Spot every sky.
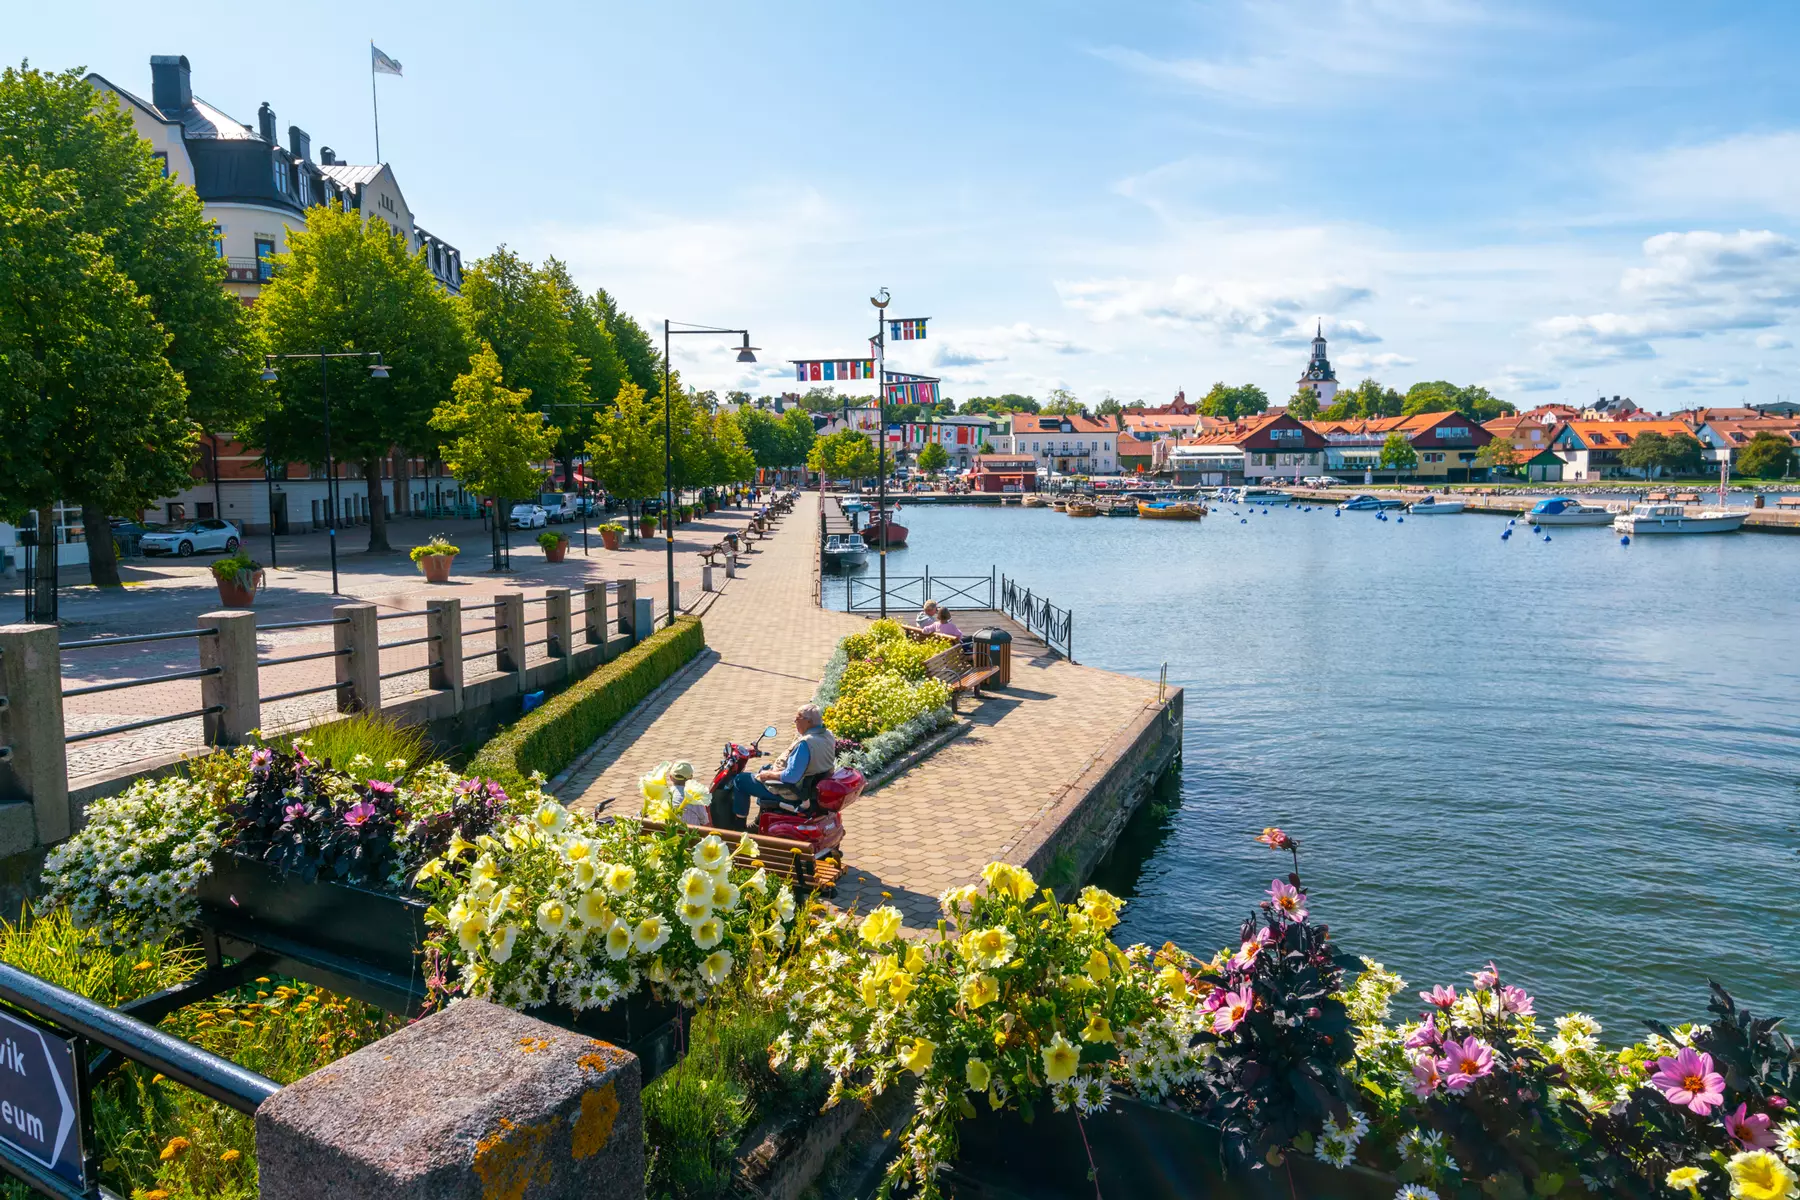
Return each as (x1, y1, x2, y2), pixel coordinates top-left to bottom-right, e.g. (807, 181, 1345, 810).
(16, 0, 1800, 411)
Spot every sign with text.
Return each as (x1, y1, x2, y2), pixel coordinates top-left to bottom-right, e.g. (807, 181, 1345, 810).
(0, 1008, 84, 1188)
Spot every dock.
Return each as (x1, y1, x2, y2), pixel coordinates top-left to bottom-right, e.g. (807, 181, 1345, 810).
(1288, 487, 1800, 532)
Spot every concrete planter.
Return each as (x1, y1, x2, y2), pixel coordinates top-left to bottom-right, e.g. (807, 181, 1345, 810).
(418, 553, 455, 583)
(600, 529, 621, 551)
(543, 538, 569, 564)
(213, 570, 263, 608)
(639, 517, 658, 538)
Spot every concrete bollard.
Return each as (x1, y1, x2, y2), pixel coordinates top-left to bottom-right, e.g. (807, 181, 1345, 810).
(0, 624, 70, 845)
(546, 588, 572, 663)
(427, 598, 463, 709)
(256, 998, 644, 1200)
(725, 552, 737, 579)
(633, 598, 653, 643)
(702, 565, 715, 593)
(197, 611, 259, 746)
(495, 592, 526, 676)
(333, 604, 382, 715)
(615, 580, 638, 642)
(584, 583, 607, 648)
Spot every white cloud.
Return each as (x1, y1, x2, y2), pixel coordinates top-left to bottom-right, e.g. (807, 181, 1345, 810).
(1339, 351, 1417, 371)
(1490, 366, 1563, 394)
(1057, 275, 1375, 344)
(1756, 332, 1793, 350)
(1656, 367, 1750, 390)
(1632, 132, 1800, 220)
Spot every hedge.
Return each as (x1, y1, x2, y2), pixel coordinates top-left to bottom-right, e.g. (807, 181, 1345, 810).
(469, 616, 706, 792)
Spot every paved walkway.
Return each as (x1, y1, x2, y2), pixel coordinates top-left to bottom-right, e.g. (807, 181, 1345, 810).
(560, 493, 1164, 931)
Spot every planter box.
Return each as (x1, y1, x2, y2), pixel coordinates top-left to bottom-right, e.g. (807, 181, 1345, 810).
(418, 553, 456, 583)
(600, 530, 621, 551)
(214, 570, 263, 608)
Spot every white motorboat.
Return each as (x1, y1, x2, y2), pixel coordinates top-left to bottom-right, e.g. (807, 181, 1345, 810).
(1612, 503, 1746, 535)
(1407, 495, 1465, 514)
(1526, 497, 1616, 526)
(1239, 487, 1294, 506)
(823, 533, 869, 564)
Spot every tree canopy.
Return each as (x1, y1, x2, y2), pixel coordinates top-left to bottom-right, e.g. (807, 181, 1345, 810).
(917, 442, 950, 473)
(429, 342, 557, 505)
(809, 429, 878, 483)
(1287, 388, 1322, 419)
(1475, 439, 1520, 472)
(960, 394, 1039, 414)
(1735, 432, 1794, 479)
(1322, 378, 1404, 421)
(585, 380, 665, 506)
(1200, 382, 1270, 421)
(1379, 432, 1417, 472)
(1041, 388, 1086, 416)
(1403, 381, 1509, 422)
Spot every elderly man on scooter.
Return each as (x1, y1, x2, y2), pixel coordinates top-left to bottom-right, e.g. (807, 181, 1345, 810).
(731, 703, 836, 820)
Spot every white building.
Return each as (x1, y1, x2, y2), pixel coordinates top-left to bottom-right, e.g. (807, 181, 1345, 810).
(1296, 323, 1339, 406)
(985, 414, 1120, 475)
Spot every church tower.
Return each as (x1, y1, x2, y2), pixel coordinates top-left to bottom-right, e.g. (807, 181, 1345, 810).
(1297, 322, 1339, 405)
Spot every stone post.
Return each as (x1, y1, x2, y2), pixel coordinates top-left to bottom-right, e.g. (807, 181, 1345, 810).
(256, 999, 644, 1200)
(634, 597, 654, 643)
(426, 598, 463, 710)
(546, 587, 572, 664)
(702, 565, 715, 593)
(0, 624, 69, 844)
(615, 580, 638, 642)
(197, 610, 259, 746)
(333, 603, 381, 714)
(495, 592, 526, 675)
(584, 583, 608, 649)
(725, 551, 737, 579)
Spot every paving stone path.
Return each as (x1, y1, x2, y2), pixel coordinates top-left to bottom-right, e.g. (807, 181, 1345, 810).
(561, 493, 1163, 932)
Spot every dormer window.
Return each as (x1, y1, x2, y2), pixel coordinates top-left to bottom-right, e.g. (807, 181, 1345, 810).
(272, 152, 287, 195)
(298, 172, 311, 205)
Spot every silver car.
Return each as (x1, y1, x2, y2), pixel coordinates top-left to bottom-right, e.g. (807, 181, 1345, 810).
(509, 504, 548, 530)
(139, 519, 241, 557)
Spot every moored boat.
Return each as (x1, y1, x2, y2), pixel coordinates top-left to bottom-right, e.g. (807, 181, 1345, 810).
(1239, 487, 1295, 506)
(1525, 497, 1615, 526)
(1052, 499, 1067, 512)
(1103, 499, 1138, 517)
(1021, 494, 1048, 508)
(823, 533, 869, 565)
(1340, 493, 1405, 511)
(1612, 503, 1746, 535)
(1407, 495, 1466, 515)
(1137, 501, 1205, 521)
(1067, 501, 1100, 518)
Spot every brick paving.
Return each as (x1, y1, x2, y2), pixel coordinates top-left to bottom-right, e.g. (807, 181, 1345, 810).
(560, 493, 1163, 932)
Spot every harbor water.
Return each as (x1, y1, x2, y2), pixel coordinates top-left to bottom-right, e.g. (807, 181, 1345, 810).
(827, 498, 1800, 1030)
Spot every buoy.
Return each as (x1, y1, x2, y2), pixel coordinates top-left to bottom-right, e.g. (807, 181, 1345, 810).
(1396, 516, 1405, 524)
(1240, 518, 1247, 524)
(1543, 535, 1552, 542)
(1619, 535, 1630, 546)
(1501, 530, 1511, 540)
(1508, 519, 1516, 526)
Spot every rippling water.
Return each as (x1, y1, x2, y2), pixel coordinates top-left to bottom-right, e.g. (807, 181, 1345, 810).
(829, 499, 1800, 1031)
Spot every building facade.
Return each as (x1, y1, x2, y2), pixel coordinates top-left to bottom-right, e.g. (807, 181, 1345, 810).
(985, 414, 1121, 475)
(1175, 413, 1326, 485)
(1296, 324, 1339, 406)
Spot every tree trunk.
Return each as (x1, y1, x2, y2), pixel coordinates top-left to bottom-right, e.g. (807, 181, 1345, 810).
(364, 459, 392, 552)
(32, 505, 58, 619)
(82, 501, 123, 589)
(559, 454, 576, 495)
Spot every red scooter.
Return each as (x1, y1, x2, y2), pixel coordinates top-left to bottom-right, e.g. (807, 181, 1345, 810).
(706, 724, 864, 856)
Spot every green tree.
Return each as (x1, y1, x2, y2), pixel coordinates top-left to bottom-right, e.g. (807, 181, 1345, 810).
(0, 63, 262, 589)
(917, 442, 950, 474)
(257, 203, 471, 552)
(1619, 430, 1670, 479)
(585, 380, 665, 537)
(809, 429, 877, 486)
(1403, 381, 1509, 421)
(1094, 395, 1123, 418)
(706, 409, 757, 488)
(737, 406, 786, 471)
(779, 407, 817, 470)
(1287, 388, 1322, 419)
(1323, 377, 1404, 421)
(1475, 439, 1520, 475)
(429, 344, 557, 530)
(1042, 388, 1085, 416)
(1735, 431, 1795, 478)
(1663, 431, 1705, 476)
(1200, 382, 1270, 421)
(592, 289, 663, 395)
(961, 393, 1039, 414)
(1379, 432, 1417, 475)
(542, 258, 627, 472)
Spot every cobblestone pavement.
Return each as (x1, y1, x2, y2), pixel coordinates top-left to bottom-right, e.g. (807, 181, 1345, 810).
(560, 493, 1162, 933)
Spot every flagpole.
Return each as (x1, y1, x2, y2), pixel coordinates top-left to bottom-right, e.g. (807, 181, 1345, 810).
(370, 41, 381, 163)
(873, 291, 889, 619)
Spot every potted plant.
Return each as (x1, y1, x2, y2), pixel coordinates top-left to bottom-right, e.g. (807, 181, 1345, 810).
(598, 522, 625, 551)
(410, 535, 460, 583)
(210, 551, 264, 607)
(537, 530, 569, 563)
(639, 513, 658, 538)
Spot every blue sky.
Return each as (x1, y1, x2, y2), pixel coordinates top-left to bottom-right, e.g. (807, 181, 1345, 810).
(19, 1, 1800, 410)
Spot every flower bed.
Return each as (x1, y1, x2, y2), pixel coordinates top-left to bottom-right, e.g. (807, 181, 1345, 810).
(815, 619, 955, 775)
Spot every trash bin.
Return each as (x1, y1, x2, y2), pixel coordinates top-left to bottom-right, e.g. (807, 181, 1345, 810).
(972, 627, 1013, 688)
(1754, 493, 1765, 509)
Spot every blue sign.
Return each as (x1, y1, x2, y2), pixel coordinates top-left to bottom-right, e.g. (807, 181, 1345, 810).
(0, 1008, 84, 1187)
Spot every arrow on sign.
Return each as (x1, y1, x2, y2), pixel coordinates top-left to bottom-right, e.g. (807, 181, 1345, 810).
(0, 1008, 84, 1187)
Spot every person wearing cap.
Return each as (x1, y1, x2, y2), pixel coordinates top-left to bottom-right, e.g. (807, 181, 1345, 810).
(915, 600, 939, 628)
(731, 703, 835, 818)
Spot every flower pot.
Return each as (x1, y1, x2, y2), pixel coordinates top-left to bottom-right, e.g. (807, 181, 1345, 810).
(706, 500, 718, 513)
(544, 538, 568, 563)
(419, 553, 455, 583)
(600, 530, 621, 551)
(639, 518, 658, 538)
(214, 570, 262, 608)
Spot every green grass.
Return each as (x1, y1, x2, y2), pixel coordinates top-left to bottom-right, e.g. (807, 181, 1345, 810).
(271, 712, 432, 776)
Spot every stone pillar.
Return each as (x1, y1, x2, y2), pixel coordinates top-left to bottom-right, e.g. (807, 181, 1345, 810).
(0, 624, 69, 844)
(333, 604, 381, 714)
(615, 580, 637, 642)
(584, 583, 608, 648)
(197, 610, 259, 746)
(256, 999, 643, 1200)
(634, 597, 653, 643)
(702, 565, 715, 593)
(725, 552, 737, 579)
(495, 592, 526, 675)
(546, 588, 572, 662)
(426, 598, 463, 710)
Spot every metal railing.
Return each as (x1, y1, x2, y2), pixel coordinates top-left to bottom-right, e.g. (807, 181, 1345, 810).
(59, 628, 225, 745)
(1000, 574, 1074, 661)
(845, 568, 995, 615)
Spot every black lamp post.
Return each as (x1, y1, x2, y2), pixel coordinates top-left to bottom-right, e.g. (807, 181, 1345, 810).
(661, 322, 757, 629)
(261, 351, 390, 597)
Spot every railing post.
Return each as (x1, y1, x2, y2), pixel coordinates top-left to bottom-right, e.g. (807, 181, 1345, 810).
(584, 583, 607, 647)
(616, 579, 638, 642)
(495, 592, 526, 675)
(0, 624, 70, 845)
(546, 587, 572, 661)
(923, 566, 931, 603)
(333, 604, 382, 714)
(427, 598, 463, 710)
(197, 611, 259, 746)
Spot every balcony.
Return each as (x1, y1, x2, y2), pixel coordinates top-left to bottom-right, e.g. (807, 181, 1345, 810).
(222, 256, 272, 285)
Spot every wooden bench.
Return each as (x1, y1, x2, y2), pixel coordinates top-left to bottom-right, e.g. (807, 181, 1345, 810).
(698, 542, 728, 567)
(1673, 492, 1701, 503)
(1646, 491, 1669, 501)
(925, 642, 999, 712)
(637, 818, 843, 895)
(1776, 497, 1800, 508)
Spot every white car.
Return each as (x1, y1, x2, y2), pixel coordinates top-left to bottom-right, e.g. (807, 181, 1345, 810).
(1303, 475, 1345, 487)
(139, 519, 241, 557)
(509, 504, 548, 530)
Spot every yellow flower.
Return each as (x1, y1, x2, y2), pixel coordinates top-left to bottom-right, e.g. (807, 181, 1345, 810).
(641, 771, 670, 803)
(220, 1149, 241, 1164)
(678, 898, 712, 927)
(159, 1136, 190, 1161)
(965, 1058, 991, 1092)
(1666, 1166, 1705, 1190)
(680, 867, 714, 903)
(981, 861, 1035, 902)
(1727, 1151, 1796, 1200)
(889, 973, 917, 1004)
(962, 926, 1017, 969)
(457, 916, 487, 956)
(710, 879, 741, 912)
(692, 917, 724, 950)
(532, 800, 569, 834)
(960, 973, 1000, 1009)
(693, 834, 731, 874)
(860, 905, 904, 946)
(447, 831, 476, 861)
(1042, 1032, 1080, 1084)
(535, 898, 570, 937)
(860, 974, 885, 1008)
(701, 948, 733, 985)
(577, 891, 612, 927)
(1157, 962, 1190, 1000)
(1084, 949, 1112, 983)
(603, 863, 638, 896)
(904, 945, 927, 974)
(1086, 901, 1119, 930)
(899, 1037, 935, 1075)
(472, 853, 500, 882)
(604, 920, 633, 960)
(490, 923, 520, 964)
(1081, 1013, 1115, 1044)
(414, 858, 445, 883)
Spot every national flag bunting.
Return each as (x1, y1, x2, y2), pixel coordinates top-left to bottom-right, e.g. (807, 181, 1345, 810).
(792, 359, 875, 382)
(888, 318, 928, 341)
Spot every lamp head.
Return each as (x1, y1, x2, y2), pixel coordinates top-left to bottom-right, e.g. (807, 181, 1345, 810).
(368, 360, 390, 380)
(736, 333, 758, 364)
(260, 365, 279, 383)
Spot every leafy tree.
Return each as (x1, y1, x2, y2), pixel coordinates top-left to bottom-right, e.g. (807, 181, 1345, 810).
(1619, 430, 1670, 479)
(779, 407, 816, 469)
(1379, 432, 1417, 474)
(1403, 380, 1509, 421)
(1322, 377, 1403, 421)
(737, 406, 786, 471)
(257, 203, 471, 552)
(585, 380, 664, 536)
(1735, 432, 1795, 479)
(541, 258, 626, 480)
(1476, 439, 1520, 475)
(1663, 431, 1706, 476)
(1287, 388, 1321, 420)
(1201, 382, 1270, 421)
(592, 288, 663, 395)
(916, 442, 950, 474)
(429, 344, 557, 530)
(1094, 394, 1123, 418)
(1042, 388, 1085, 416)
(705, 409, 757, 488)
(809, 429, 877, 485)
(0, 63, 262, 589)
(961, 393, 1039, 414)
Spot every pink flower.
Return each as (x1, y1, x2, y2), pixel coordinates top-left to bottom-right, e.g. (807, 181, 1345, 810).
(1255, 826, 1294, 851)
(1470, 962, 1500, 990)
(1442, 1036, 1495, 1092)
(1211, 986, 1255, 1035)
(1410, 1051, 1445, 1098)
(250, 748, 273, 770)
(1722, 1103, 1776, 1150)
(1649, 1047, 1726, 1116)
(343, 801, 379, 828)
(1199, 988, 1225, 1014)
(282, 803, 307, 824)
(1267, 878, 1308, 922)
(1230, 939, 1261, 972)
(1405, 1013, 1442, 1051)
(1499, 985, 1534, 1016)
(1420, 985, 1458, 1009)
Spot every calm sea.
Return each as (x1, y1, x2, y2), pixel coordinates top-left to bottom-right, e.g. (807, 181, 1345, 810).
(826, 499, 1800, 1032)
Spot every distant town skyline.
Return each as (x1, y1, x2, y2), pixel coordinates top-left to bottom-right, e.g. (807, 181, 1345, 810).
(19, 1, 1800, 408)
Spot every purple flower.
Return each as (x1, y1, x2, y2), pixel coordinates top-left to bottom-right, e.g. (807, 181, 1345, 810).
(1410, 1051, 1445, 1098)
(1722, 1103, 1776, 1150)
(1420, 985, 1458, 1010)
(343, 801, 380, 828)
(455, 778, 481, 794)
(250, 748, 273, 770)
(1470, 961, 1500, 990)
(484, 781, 509, 801)
(1405, 1013, 1442, 1051)
(1499, 985, 1534, 1016)
(282, 802, 308, 824)
(1267, 878, 1308, 923)
(1442, 1036, 1495, 1092)
(365, 779, 396, 798)
(1649, 1047, 1726, 1116)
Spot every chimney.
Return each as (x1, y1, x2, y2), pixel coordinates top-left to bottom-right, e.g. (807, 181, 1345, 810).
(149, 55, 191, 112)
(288, 125, 311, 163)
(256, 102, 277, 144)
(319, 146, 336, 166)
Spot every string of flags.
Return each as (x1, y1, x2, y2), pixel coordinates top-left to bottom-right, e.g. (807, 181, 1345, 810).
(885, 371, 940, 406)
(791, 359, 876, 382)
(888, 318, 928, 341)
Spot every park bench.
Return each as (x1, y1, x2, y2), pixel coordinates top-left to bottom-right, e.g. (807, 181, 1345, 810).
(698, 542, 729, 568)
(1776, 497, 1800, 508)
(925, 641, 999, 712)
(1673, 492, 1701, 503)
(637, 818, 843, 895)
(1646, 491, 1669, 501)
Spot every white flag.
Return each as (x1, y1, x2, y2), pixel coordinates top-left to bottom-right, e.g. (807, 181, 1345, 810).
(371, 45, 403, 76)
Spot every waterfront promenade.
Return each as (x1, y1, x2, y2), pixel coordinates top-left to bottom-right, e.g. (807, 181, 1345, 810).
(557, 492, 1174, 930)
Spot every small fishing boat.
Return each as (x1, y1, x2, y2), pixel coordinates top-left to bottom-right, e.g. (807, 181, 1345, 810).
(1103, 499, 1138, 517)
(1021, 494, 1048, 508)
(863, 514, 909, 546)
(823, 533, 869, 565)
(1051, 499, 1067, 512)
(1340, 494, 1405, 511)
(1407, 495, 1466, 515)
(1613, 503, 1746, 535)
(1137, 501, 1205, 521)
(1239, 487, 1295, 506)
(1067, 500, 1101, 518)
(1525, 497, 1615, 526)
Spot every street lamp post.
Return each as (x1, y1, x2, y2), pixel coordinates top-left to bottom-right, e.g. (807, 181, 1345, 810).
(261, 350, 390, 597)
(871, 289, 890, 618)
(662, 322, 758, 629)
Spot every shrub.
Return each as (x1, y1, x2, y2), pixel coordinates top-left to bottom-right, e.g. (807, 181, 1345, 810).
(272, 712, 430, 778)
(536, 530, 566, 551)
(409, 534, 460, 563)
(824, 672, 951, 741)
(209, 551, 260, 585)
(599, 522, 626, 535)
(468, 617, 705, 792)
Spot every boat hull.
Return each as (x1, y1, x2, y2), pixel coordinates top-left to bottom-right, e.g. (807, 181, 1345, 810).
(1407, 501, 1465, 514)
(1613, 511, 1746, 534)
(1137, 502, 1203, 520)
(1526, 511, 1614, 526)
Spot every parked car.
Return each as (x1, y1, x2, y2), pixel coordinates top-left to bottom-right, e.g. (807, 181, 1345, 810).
(139, 519, 241, 557)
(538, 492, 577, 524)
(1303, 475, 1345, 487)
(509, 504, 548, 530)
(108, 519, 155, 557)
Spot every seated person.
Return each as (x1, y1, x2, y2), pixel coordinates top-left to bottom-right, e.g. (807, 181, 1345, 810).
(730, 703, 836, 820)
(915, 600, 940, 628)
(931, 607, 965, 639)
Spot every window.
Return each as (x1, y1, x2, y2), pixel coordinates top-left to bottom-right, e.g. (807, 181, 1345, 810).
(210, 223, 224, 258)
(196, 503, 215, 520)
(152, 151, 169, 177)
(380, 193, 396, 214)
(255, 236, 276, 282)
(298, 172, 311, 206)
(272, 152, 288, 195)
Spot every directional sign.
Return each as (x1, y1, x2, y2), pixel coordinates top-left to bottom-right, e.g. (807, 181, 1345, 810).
(0, 1008, 84, 1188)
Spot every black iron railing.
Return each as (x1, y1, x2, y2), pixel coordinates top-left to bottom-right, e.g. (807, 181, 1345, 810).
(1000, 574, 1074, 661)
(845, 569, 995, 614)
